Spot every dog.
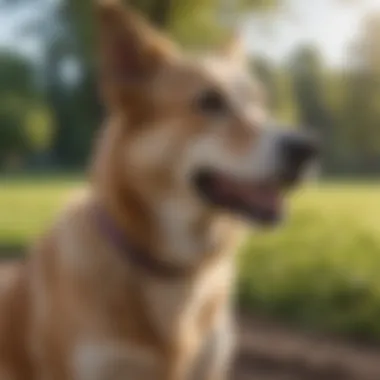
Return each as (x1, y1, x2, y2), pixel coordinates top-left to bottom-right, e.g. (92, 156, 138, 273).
(0, 1, 318, 379)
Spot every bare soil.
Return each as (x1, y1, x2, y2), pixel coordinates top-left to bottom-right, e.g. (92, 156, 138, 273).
(234, 314, 380, 380)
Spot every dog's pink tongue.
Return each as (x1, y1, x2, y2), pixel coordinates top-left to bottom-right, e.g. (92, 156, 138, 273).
(247, 186, 282, 209)
(216, 176, 282, 210)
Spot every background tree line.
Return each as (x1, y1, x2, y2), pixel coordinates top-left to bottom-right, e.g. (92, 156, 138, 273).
(0, 0, 379, 176)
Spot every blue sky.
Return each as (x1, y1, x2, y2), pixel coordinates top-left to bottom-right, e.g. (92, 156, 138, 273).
(0, 0, 379, 67)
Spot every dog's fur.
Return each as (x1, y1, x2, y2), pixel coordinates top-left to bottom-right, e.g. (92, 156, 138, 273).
(0, 2, 314, 379)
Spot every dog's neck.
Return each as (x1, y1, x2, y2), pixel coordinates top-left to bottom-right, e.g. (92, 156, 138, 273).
(152, 195, 228, 266)
(91, 121, 232, 272)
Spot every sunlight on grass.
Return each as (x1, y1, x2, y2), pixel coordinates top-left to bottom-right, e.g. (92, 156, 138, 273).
(0, 177, 82, 246)
(239, 182, 380, 341)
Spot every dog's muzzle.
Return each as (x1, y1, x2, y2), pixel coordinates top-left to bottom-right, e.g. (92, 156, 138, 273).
(277, 131, 319, 185)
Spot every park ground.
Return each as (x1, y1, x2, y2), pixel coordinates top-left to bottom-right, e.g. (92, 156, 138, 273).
(1, 176, 380, 378)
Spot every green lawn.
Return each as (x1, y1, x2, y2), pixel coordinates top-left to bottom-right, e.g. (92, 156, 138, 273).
(239, 182, 380, 341)
(1, 177, 380, 341)
(0, 176, 82, 247)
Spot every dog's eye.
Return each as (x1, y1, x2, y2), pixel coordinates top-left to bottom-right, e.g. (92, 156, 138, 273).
(195, 90, 227, 115)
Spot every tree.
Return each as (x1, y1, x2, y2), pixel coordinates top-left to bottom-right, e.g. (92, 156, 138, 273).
(339, 12, 380, 174)
(289, 46, 331, 130)
(0, 101, 30, 169)
(251, 57, 300, 125)
(288, 46, 334, 171)
(0, 0, 279, 168)
(0, 52, 37, 169)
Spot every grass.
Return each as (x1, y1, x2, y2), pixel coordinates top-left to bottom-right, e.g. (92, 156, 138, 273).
(239, 183, 380, 341)
(0, 176, 82, 247)
(1, 176, 380, 341)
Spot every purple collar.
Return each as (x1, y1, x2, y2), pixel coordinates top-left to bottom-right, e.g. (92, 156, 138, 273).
(93, 204, 192, 280)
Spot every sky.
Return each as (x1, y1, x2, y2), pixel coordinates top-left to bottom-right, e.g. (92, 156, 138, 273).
(243, 0, 380, 67)
(0, 0, 379, 68)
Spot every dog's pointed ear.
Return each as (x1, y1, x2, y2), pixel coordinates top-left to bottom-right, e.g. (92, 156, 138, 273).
(221, 33, 247, 64)
(97, 0, 179, 84)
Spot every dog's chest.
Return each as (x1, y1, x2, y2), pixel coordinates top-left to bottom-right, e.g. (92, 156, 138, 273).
(71, 260, 232, 380)
(144, 259, 232, 340)
(72, 341, 160, 380)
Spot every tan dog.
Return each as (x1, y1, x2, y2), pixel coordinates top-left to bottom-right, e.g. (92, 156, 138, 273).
(0, 1, 318, 379)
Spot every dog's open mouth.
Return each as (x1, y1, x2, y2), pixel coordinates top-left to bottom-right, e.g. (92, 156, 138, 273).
(194, 171, 285, 225)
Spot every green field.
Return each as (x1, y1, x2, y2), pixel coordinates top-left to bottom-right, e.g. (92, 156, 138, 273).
(239, 183, 380, 341)
(0, 176, 82, 247)
(1, 177, 380, 341)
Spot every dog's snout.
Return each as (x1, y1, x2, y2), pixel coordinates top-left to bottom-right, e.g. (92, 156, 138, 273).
(279, 132, 319, 183)
(282, 133, 318, 165)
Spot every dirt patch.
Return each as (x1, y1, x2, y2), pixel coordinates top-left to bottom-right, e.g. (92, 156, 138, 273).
(234, 314, 380, 380)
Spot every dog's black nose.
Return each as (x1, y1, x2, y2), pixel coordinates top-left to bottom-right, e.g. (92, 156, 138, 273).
(282, 133, 318, 165)
(279, 132, 319, 183)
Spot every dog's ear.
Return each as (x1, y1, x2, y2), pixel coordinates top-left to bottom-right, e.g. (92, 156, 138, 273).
(221, 33, 247, 65)
(97, 0, 178, 85)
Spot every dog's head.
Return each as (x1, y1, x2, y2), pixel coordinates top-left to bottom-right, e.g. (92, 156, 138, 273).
(96, 0, 318, 229)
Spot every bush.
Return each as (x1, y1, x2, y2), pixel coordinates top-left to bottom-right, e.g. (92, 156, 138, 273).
(238, 183, 380, 342)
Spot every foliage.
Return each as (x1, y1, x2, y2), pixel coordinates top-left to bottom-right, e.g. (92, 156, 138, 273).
(289, 46, 331, 130)
(336, 12, 380, 174)
(1, 1, 380, 174)
(238, 182, 380, 341)
(252, 57, 300, 125)
(0, 0, 280, 169)
(25, 105, 55, 153)
(0, 99, 30, 167)
(0, 52, 38, 168)
(0, 52, 35, 96)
